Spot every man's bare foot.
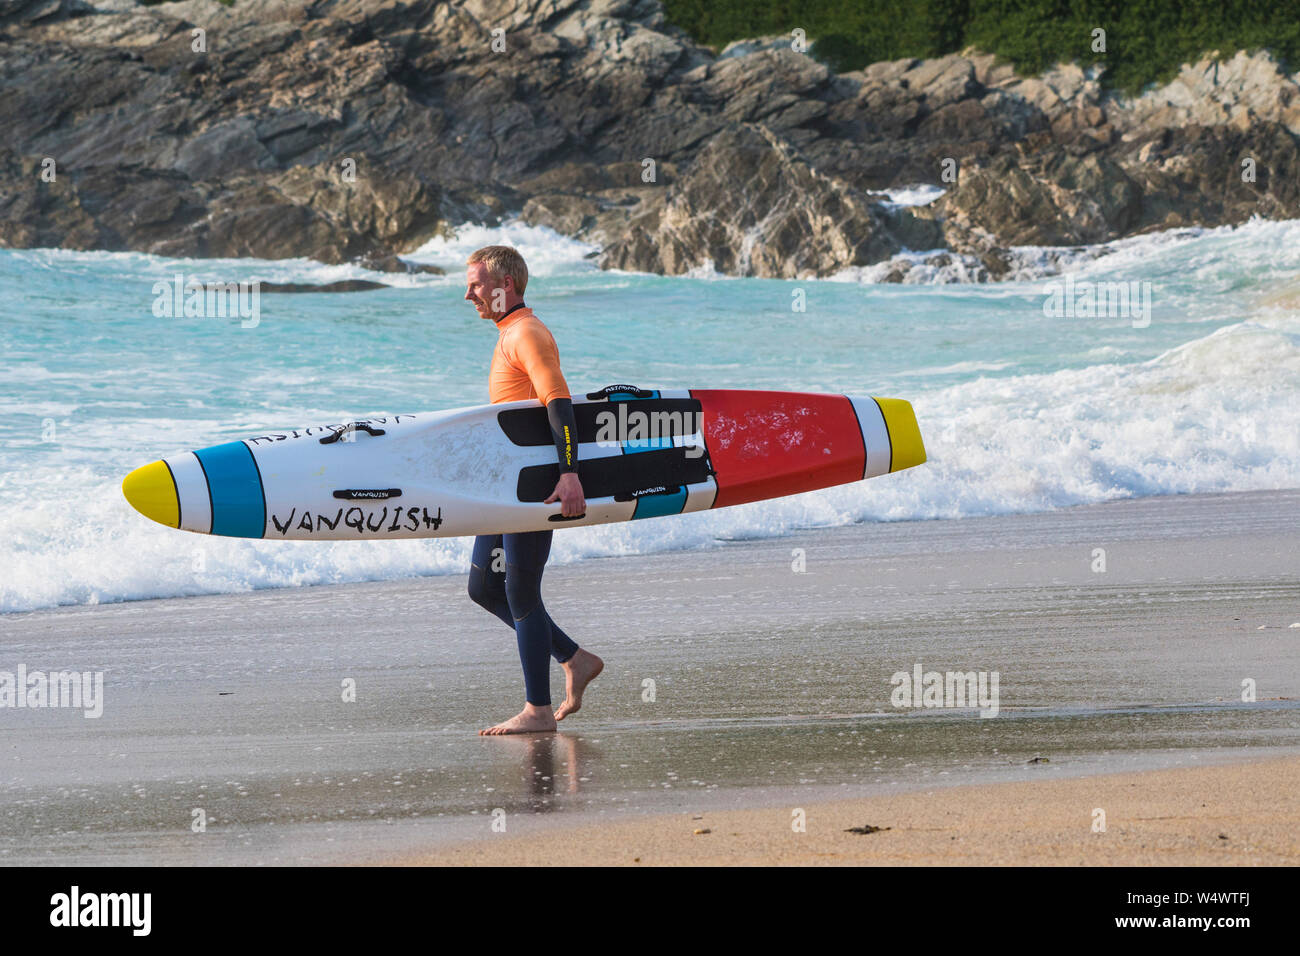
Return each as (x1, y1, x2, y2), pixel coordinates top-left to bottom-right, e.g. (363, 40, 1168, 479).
(479, 703, 557, 736)
(555, 649, 604, 720)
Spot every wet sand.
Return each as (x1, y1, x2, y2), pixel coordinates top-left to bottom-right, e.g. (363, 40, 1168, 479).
(398, 753, 1300, 866)
(1, 489, 1297, 865)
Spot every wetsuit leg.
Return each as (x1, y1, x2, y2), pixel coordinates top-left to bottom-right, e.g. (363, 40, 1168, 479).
(502, 529, 580, 706)
(468, 531, 580, 664)
(468, 534, 514, 628)
(543, 612, 580, 664)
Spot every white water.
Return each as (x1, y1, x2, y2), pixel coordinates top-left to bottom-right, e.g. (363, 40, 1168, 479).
(2, 218, 1298, 612)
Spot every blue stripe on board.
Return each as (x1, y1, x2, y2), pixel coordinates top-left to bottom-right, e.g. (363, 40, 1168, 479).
(616, 390, 667, 453)
(194, 441, 266, 538)
(632, 487, 688, 519)
(624, 433, 675, 453)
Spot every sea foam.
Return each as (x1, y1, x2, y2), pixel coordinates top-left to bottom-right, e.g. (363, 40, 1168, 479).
(1, 220, 1297, 612)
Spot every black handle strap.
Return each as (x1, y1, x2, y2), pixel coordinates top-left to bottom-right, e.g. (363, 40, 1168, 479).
(585, 384, 654, 400)
(319, 422, 387, 444)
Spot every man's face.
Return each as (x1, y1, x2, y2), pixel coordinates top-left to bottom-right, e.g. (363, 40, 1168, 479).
(465, 262, 510, 320)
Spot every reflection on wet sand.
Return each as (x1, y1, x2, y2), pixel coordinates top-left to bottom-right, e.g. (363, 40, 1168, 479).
(482, 733, 590, 811)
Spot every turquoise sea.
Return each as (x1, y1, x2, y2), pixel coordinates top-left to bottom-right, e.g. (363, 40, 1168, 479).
(2, 218, 1299, 612)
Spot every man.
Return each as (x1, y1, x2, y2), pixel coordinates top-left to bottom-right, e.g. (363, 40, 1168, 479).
(464, 245, 604, 735)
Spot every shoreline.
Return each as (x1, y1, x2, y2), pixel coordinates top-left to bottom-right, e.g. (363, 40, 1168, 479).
(1, 487, 1296, 866)
(5, 486, 1299, 619)
(392, 753, 1300, 866)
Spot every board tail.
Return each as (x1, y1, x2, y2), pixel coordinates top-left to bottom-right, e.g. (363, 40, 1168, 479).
(874, 397, 927, 472)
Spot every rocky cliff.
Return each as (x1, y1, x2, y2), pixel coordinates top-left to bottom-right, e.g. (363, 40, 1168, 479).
(2, 0, 1297, 278)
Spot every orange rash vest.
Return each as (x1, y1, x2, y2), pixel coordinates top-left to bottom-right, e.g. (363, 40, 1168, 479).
(489, 307, 571, 406)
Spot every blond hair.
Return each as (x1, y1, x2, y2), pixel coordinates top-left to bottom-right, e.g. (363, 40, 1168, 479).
(467, 245, 529, 295)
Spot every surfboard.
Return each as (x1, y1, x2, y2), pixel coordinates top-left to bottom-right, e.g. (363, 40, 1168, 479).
(121, 385, 926, 539)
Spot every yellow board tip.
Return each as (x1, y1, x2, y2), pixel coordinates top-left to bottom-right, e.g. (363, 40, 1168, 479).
(873, 398, 927, 472)
(122, 460, 179, 528)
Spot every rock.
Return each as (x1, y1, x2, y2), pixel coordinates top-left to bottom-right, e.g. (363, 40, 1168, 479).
(0, 0, 93, 26)
(0, 1, 1298, 278)
(995, 63, 1105, 118)
(900, 54, 981, 108)
(0, 149, 445, 262)
(258, 279, 390, 293)
(805, 53, 1052, 193)
(360, 254, 445, 274)
(1117, 121, 1300, 230)
(935, 149, 1142, 246)
(0, 153, 204, 251)
(515, 161, 668, 194)
(597, 123, 919, 278)
(521, 193, 601, 236)
(718, 35, 797, 60)
(1107, 51, 1300, 137)
(855, 57, 918, 85)
(517, 160, 670, 240)
(967, 52, 1016, 88)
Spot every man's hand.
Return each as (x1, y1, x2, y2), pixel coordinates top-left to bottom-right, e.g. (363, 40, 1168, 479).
(544, 472, 586, 518)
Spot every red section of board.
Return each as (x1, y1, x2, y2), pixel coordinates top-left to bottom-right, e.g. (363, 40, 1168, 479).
(692, 390, 866, 509)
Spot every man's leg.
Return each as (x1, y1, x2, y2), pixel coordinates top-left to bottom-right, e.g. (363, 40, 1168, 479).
(477, 530, 560, 735)
(500, 531, 603, 722)
(468, 533, 510, 624)
(478, 530, 603, 735)
(501, 529, 567, 706)
(467, 531, 579, 662)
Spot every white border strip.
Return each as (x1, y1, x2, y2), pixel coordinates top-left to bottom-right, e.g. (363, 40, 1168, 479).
(168, 452, 213, 534)
(849, 397, 892, 478)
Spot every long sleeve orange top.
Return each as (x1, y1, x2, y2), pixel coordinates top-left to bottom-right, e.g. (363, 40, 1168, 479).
(488, 306, 570, 406)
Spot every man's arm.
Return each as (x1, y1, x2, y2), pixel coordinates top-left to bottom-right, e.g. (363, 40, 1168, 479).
(543, 398, 586, 517)
(546, 397, 579, 474)
(511, 325, 586, 516)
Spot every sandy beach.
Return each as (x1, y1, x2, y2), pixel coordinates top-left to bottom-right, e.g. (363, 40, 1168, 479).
(398, 753, 1300, 866)
(2, 489, 1297, 865)
(6, 0, 1300, 883)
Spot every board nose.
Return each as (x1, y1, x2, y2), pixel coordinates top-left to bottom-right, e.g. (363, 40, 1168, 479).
(874, 398, 927, 472)
(122, 460, 179, 528)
